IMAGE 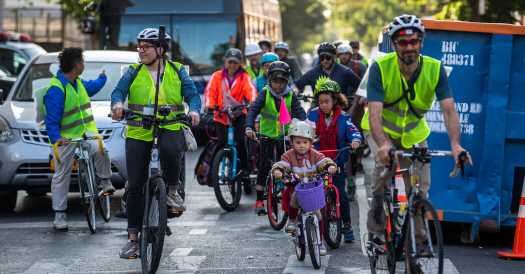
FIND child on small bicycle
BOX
[245,61,306,215]
[307,77,362,243]
[271,120,337,256]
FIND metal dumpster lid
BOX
[423,19,525,36]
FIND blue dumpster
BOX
[378,20,525,239]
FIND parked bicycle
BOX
[367,147,469,274]
[52,135,111,233]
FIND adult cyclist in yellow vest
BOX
[111,28,201,259]
[245,61,306,214]
[44,47,114,231]
[245,43,263,81]
[362,15,471,251]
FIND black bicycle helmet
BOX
[268,61,291,82]
[317,42,337,56]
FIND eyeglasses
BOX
[394,38,421,47]
[137,45,155,52]
[319,55,333,62]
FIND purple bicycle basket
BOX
[295,180,325,212]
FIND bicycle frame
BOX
[323,175,341,219]
[220,126,238,181]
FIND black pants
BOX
[126,130,186,233]
[215,115,248,171]
[257,136,286,187]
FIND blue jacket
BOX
[295,63,360,98]
[110,64,201,113]
[307,107,362,166]
[255,74,268,94]
[44,70,107,144]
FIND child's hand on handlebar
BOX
[245,128,257,140]
[273,169,283,179]
[328,165,337,175]
[351,140,360,150]
[188,111,200,126]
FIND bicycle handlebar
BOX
[388,147,470,177]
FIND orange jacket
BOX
[204,68,257,125]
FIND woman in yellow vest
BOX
[111,28,201,259]
[44,47,114,232]
[245,61,306,214]
[362,15,471,252]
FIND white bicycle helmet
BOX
[288,119,315,140]
[245,43,263,56]
[387,14,425,38]
[274,41,289,51]
[137,28,172,43]
[337,44,351,54]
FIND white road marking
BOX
[354,173,370,256]
[188,228,207,235]
[282,255,330,274]
[170,247,194,257]
[203,214,220,221]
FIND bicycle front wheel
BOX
[98,192,111,222]
[212,149,241,211]
[404,199,444,274]
[266,176,288,230]
[324,186,342,248]
[140,177,168,274]
[305,216,321,269]
[79,159,97,233]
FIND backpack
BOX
[194,140,220,186]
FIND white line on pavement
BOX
[282,255,330,274]
[188,228,207,235]
[170,248,194,257]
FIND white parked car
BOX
[0,50,138,212]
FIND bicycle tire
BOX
[266,176,288,230]
[212,149,241,211]
[404,199,444,274]
[324,187,342,248]
[243,180,252,195]
[305,216,321,269]
[140,176,168,274]
[98,193,111,222]
[295,223,306,261]
[79,159,97,234]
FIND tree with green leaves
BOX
[435,0,525,23]
[280,0,327,54]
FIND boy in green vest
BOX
[363,15,471,254]
[44,47,114,231]
[245,61,306,215]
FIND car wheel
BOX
[0,190,17,212]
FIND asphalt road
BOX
[1,149,524,274]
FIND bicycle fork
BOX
[302,213,322,247]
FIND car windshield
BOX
[13,61,133,102]
[21,45,46,59]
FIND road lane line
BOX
[188,228,207,235]
[282,255,330,274]
[170,247,194,257]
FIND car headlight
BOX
[0,116,13,142]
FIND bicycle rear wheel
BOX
[305,216,321,269]
[266,176,288,230]
[140,176,168,274]
[324,186,342,248]
[79,159,96,233]
[212,149,241,211]
[404,199,444,274]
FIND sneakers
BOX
[119,240,139,259]
[285,220,298,234]
[344,228,355,243]
[53,211,68,231]
[99,179,115,194]
[254,200,266,215]
[319,242,327,256]
[167,189,186,217]
[367,233,386,254]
